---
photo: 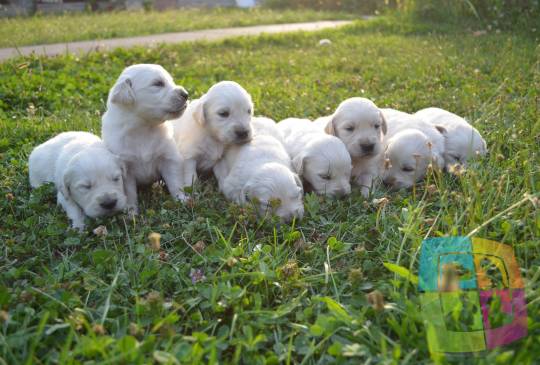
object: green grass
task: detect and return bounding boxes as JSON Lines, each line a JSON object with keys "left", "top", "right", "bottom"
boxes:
{"left": 1, "top": 15, "right": 539, "bottom": 364}
{"left": 0, "top": 7, "right": 357, "bottom": 48}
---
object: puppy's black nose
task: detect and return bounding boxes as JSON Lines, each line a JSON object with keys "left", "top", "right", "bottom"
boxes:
{"left": 383, "top": 177, "right": 396, "bottom": 186}
{"left": 235, "top": 129, "right": 249, "bottom": 140}
{"left": 176, "top": 87, "right": 189, "bottom": 100}
{"left": 361, "top": 143, "right": 375, "bottom": 153}
{"left": 100, "top": 199, "right": 117, "bottom": 210}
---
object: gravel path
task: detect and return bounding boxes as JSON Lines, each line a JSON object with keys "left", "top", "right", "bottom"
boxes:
{"left": 0, "top": 20, "right": 353, "bottom": 61}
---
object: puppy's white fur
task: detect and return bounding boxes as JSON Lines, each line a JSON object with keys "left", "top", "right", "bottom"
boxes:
{"left": 414, "top": 107, "right": 487, "bottom": 169}
{"left": 278, "top": 118, "right": 351, "bottom": 197}
{"left": 101, "top": 64, "right": 189, "bottom": 214}
{"left": 213, "top": 134, "right": 304, "bottom": 223}
{"left": 314, "top": 97, "right": 387, "bottom": 196}
{"left": 381, "top": 108, "right": 446, "bottom": 189}
{"left": 28, "top": 132, "right": 127, "bottom": 230}
{"left": 383, "top": 108, "right": 447, "bottom": 164}
{"left": 381, "top": 129, "right": 436, "bottom": 189}
{"left": 173, "top": 81, "right": 254, "bottom": 185}
{"left": 251, "top": 116, "right": 285, "bottom": 143}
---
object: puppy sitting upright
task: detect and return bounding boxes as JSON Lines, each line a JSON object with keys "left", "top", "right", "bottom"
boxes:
{"left": 102, "top": 64, "right": 189, "bottom": 214}
{"left": 29, "top": 132, "right": 127, "bottom": 231}
{"left": 414, "top": 107, "right": 487, "bottom": 169}
{"left": 314, "top": 97, "right": 387, "bottom": 197}
{"left": 172, "top": 81, "right": 253, "bottom": 186}
{"left": 277, "top": 118, "right": 351, "bottom": 197}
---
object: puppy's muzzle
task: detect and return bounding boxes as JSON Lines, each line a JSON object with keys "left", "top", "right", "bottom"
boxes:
{"left": 168, "top": 87, "right": 189, "bottom": 115}
{"left": 383, "top": 176, "right": 396, "bottom": 186}
{"left": 234, "top": 128, "right": 251, "bottom": 143}
{"left": 176, "top": 87, "right": 189, "bottom": 101}
{"left": 360, "top": 143, "right": 375, "bottom": 155}
{"left": 99, "top": 194, "right": 119, "bottom": 212}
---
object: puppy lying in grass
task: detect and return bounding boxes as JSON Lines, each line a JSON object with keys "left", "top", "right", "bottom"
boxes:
{"left": 101, "top": 64, "right": 189, "bottom": 215}
{"left": 314, "top": 97, "right": 386, "bottom": 197}
{"left": 28, "top": 132, "right": 127, "bottom": 231}
{"left": 277, "top": 118, "right": 351, "bottom": 197}
{"left": 213, "top": 124, "right": 304, "bottom": 223}
{"left": 251, "top": 116, "right": 285, "bottom": 143}
{"left": 414, "top": 107, "right": 487, "bottom": 170}
{"left": 381, "top": 108, "right": 446, "bottom": 189}
{"left": 173, "top": 81, "right": 254, "bottom": 186}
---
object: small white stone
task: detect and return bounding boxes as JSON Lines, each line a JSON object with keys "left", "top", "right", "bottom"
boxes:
{"left": 319, "top": 39, "right": 332, "bottom": 46}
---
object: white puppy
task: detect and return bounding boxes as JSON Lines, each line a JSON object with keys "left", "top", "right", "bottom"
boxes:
{"left": 172, "top": 81, "right": 254, "bottom": 186}
{"left": 101, "top": 64, "right": 189, "bottom": 214}
{"left": 381, "top": 108, "right": 446, "bottom": 189}
{"left": 414, "top": 107, "right": 487, "bottom": 169}
{"left": 314, "top": 97, "right": 387, "bottom": 196}
{"left": 28, "top": 132, "right": 127, "bottom": 230}
{"left": 251, "top": 116, "right": 284, "bottom": 143}
{"left": 277, "top": 118, "right": 351, "bottom": 197}
{"left": 381, "top": 129, "right": 438, "bottom": 189}
{"left": 383, "top": 108, "right": 447, "bottom": 164}
{"left": 213, "top": 134, "right": 304, "bottom": 223}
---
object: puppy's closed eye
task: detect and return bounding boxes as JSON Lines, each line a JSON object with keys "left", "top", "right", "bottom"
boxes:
{"left": 320, "top": 174, "right": 331, "bottom": 180}
{"left": 402, "top": 166, "right": 415, "bottom": 172}
{"left": 345, "top": 126, "right": 354, "bottom": 132}
{"left": 152, "top": 79, "right": 165, "bottom": 88}
{"left": 79, "top": 183, "right": 92, "bottom": 190}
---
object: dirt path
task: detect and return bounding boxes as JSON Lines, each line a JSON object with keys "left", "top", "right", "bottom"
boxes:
{"left": 0, "top": 20, "right": 354, "bottom": 61}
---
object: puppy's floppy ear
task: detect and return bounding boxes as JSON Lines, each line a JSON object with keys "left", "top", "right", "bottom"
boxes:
{"left": 116, "top": 156, "right": 127, "bottom": 178}
{"left": 60, "top": 167, "right": 75, "bottom": 200}
{"left": 325, "top": 117, "right": 336, "bottom": 136}
{"left": 191, "top": 97, "right": 206, "bottom": 125}
{"left": 239, "top": 181, "right": 253, "bottom": 205}
{"left": 379, "top": 110, "right": 388, "bottom": 135}
{"left": 111, "top": 78, "right": 135, "bottom": 106}
{"left": 292, "top": 153, "right": 306, "bottom": 175}
{"left": 293, "top": 174, "right": 304, "bottom": 194}
{"left": 431, "top": 152, "right": 445, "bottom": 170}
{"left": 434, "top": 125, "right": 447, "bottom": 136}
{"left": 481, "top": 138, "right": 488, "bottom": 154}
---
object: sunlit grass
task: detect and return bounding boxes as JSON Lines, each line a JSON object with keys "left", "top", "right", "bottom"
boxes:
{"left": 0, "top": 15, "right": 538, "bottom": 364}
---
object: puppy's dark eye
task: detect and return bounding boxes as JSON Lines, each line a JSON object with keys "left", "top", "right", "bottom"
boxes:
{"left": 112, "top": 176, "right": 121, "bottom": 183}
{"left": 152, "top": 79, "right": 165, "bottom": 88}
{"left": 402, "top": 166, "right": 415, "bottom": 172}
{"left": 218, "top": 110, "right": 230, "bottom": 118}
{"left": 374, "top": 124, "right": 381, "bottom": 129}
{"left": 320, "top": 174, "right": 331, "bottom": 180}
{"left": 345, "top": 126, "right": 354, "bottom": 132}
{"left": 81, "top": 184, "right": 92, "bottom": 190}
{"left": 247, "top": 109, "right": 252, "bottom": 114}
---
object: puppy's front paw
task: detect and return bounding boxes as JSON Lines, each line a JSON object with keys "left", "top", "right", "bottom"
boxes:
{"left": 71, "top": 221, "right": 86, "bottom": 232}
{"left": 174, "top": 191, "right": 190, "bottom": 203}
{"left": 126, "top": 205, "right": 139, "bottom": 218}
{"left": 360, "top": 186, "right": 370, "bottom": 199}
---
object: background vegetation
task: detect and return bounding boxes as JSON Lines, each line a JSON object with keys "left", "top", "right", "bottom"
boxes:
{"left": 0, "top": 7, "right": 356, "bottom": 47}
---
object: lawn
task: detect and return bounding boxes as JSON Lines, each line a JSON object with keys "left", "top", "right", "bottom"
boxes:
{"left": 0, "top": 7, "right": 357, "bottom": 48}
{"left": 0, "top": 14, "right": 539, "bottom": 364}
